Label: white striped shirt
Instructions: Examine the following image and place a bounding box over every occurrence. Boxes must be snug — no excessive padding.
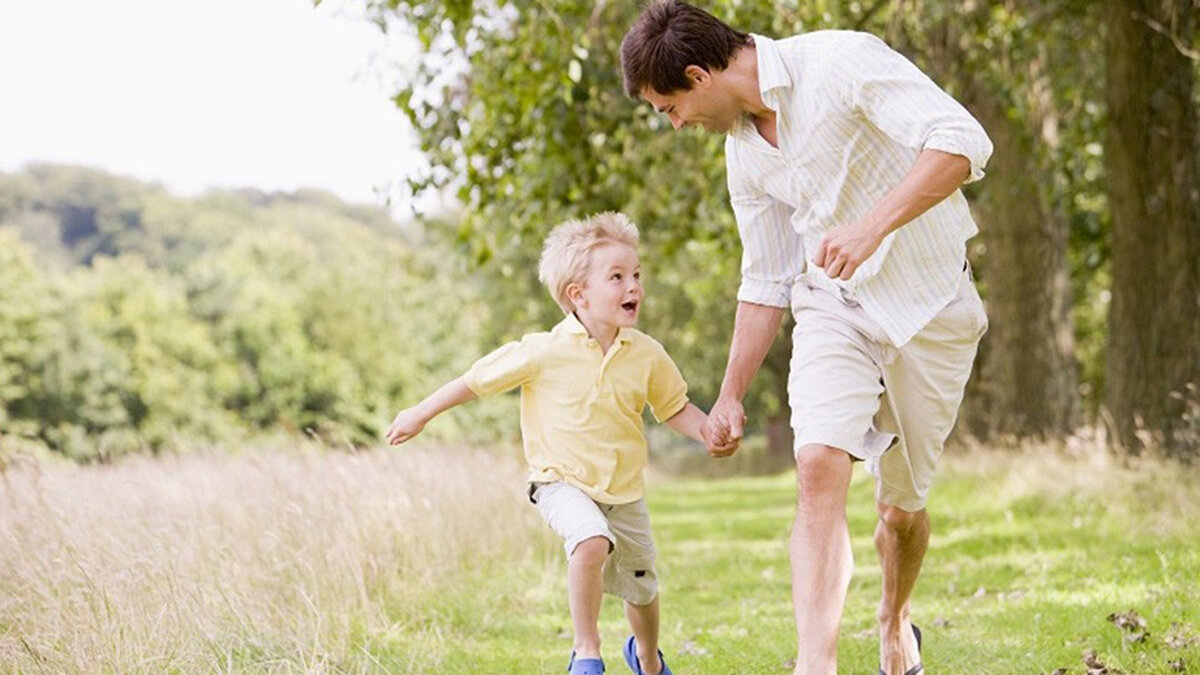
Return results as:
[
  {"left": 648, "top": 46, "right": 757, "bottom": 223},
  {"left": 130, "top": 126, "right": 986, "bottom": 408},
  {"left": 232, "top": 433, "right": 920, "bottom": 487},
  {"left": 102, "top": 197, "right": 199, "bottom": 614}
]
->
[{"left": 727, "top": 31, "right": 993, "bottom": 346}]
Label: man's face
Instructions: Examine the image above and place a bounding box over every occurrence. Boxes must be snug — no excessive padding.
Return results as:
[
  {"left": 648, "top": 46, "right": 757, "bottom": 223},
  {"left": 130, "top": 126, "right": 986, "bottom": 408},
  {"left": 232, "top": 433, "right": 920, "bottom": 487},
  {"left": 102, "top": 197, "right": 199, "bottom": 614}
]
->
[{"left": 641, "top": 68, "right": 740, "bottom": 134}]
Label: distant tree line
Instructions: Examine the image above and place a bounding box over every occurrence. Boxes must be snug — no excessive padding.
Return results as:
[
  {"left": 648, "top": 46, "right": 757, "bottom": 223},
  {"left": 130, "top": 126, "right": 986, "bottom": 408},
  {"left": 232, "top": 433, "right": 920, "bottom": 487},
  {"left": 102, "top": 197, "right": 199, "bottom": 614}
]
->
[
  {"left": 371, "top": 0, "right": 1199, "bottom": 458},
  {"left": 0, "top": 165, "right": 517, "bottom": 460}
]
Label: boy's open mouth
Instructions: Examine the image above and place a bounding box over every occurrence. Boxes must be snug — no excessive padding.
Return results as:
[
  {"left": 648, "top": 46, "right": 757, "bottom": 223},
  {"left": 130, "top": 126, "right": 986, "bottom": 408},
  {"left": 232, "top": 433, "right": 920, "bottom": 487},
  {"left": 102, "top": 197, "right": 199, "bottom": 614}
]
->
[{"left": 622, "top": 300, "right": 639, "bottom": 312}]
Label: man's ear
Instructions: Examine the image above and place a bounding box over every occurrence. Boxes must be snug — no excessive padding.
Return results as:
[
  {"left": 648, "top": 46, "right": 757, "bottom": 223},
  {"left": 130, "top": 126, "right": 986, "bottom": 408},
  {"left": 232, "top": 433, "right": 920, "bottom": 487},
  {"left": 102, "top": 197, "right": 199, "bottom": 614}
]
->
[{"left": 684, "top": 64, "right": 711, "bottom": 86}]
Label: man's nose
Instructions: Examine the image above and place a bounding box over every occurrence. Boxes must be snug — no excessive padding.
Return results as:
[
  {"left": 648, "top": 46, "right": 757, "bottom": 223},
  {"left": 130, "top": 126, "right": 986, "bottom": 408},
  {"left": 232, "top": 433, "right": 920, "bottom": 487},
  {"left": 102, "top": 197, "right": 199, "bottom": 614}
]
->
[{"left": 669, "top": 114, "right": 685, "bottom": 130}]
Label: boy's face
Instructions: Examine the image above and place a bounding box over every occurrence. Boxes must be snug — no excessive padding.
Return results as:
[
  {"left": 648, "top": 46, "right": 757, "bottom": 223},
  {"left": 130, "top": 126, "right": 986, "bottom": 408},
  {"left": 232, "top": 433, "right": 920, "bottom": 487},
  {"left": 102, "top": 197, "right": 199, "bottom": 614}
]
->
[{"left": 572, "top": 242, "right": 643, "bottom": 331}]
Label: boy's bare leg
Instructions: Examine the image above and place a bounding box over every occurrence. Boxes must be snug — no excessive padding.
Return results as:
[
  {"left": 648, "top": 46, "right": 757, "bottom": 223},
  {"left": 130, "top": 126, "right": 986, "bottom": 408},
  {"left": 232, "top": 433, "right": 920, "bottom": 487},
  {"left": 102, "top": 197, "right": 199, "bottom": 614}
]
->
[
  {"left": 875, "top": 503, "right": 928, "bottom": 675},
  {"left": 792, "top": 444, "right": 855, "bottom": 675},
  {"left": 568, "top": 536, "right": 610, "bottom": 658},
  {"left": 624, "top": 595, "right": 663, "bottom": 675}
]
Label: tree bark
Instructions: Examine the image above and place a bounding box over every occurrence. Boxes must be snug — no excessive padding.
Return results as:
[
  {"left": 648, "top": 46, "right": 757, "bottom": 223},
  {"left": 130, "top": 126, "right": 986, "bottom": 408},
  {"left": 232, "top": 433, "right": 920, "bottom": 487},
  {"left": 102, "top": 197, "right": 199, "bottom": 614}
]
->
[
  {"left": 1105, "top": 0, "right": 1200, "bottom": 457},
  {"left": 910, "top": 19, "right": 1080, "bottom": 441},
  {"left": 969, "top": 90, "right": 1079, "bottom": 439}
]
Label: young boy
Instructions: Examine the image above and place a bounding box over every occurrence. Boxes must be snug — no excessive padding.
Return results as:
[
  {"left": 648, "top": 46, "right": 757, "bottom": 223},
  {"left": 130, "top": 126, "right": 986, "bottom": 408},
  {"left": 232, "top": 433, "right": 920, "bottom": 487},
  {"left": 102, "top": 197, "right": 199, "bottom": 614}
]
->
[{"left": 386, "top": 212, "right": 713, "bottom": 675}]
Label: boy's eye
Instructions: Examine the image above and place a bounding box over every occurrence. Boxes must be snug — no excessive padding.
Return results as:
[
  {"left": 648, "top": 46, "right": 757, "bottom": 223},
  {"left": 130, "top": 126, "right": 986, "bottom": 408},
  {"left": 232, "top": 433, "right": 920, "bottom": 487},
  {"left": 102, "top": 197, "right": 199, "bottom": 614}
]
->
[{"left": 611, "top": 273, "right": 622, "bottom": 281}]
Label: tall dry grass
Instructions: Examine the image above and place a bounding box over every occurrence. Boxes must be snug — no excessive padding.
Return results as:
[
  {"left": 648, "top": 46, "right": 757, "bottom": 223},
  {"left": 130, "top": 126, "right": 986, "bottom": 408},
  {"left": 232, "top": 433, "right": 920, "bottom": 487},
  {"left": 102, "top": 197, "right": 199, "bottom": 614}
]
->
[{"left": 0, "top": 443, "right": 546, "bottom": 673}]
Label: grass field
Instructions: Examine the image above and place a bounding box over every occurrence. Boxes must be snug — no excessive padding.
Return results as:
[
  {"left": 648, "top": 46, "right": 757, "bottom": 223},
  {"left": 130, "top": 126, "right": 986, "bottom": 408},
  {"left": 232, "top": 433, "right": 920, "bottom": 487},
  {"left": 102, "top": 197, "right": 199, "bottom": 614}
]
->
[{"left": 2, "top": 440, "right": 1198, "bottom": 674}]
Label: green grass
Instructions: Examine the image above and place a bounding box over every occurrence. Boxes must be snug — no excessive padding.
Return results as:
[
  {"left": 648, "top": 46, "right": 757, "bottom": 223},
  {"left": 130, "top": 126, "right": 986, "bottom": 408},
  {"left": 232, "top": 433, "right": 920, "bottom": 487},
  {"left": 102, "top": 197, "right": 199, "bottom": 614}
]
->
[
  {"left": 392, "top": 452, "right": 1200, "bottom": 674},
  {"left": 3, "top": 445, "right": 1197, "bottom": 673}
]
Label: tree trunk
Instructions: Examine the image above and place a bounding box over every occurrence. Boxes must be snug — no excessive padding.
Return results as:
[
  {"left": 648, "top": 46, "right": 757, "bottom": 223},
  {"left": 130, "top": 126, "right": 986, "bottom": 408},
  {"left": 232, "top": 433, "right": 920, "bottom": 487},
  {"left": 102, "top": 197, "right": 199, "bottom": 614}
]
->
[
  {"left": 911, "top": 19, "right": 1080, "bottom": 441},
  {"left": 968, "top": 91, "right": 1079, "bottom": 439},
  {"left": 1105, "top": 0, "right": 1200, "bottom": 457}
]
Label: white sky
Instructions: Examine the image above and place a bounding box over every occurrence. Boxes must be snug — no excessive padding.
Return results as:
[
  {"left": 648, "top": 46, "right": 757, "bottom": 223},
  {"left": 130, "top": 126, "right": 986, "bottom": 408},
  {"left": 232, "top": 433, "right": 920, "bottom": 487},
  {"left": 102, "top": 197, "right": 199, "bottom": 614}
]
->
[{"left": 0, "top": 0, "right": 425, "bottom": 212}]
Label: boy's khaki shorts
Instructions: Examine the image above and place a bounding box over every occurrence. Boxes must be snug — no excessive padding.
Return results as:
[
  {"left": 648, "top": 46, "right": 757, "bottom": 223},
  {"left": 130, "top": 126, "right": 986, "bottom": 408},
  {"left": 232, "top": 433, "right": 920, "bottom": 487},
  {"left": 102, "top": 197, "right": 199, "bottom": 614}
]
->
[
  {"left": 788, "top": 265, "right": 987, "bottom": 512},
  {"left": 530, "top": 481, "right": 658, "bottom": 605}
]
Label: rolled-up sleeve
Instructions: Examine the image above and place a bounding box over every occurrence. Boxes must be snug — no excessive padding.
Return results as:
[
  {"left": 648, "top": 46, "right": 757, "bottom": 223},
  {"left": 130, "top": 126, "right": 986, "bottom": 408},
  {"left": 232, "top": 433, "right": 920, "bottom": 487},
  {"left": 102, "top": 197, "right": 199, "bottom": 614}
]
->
[
  {"left": 727, "top": 142, "right": 806, "bottom": 308},
  {"left": 833, "top": 32, "right": 993, "bottom": 183}
]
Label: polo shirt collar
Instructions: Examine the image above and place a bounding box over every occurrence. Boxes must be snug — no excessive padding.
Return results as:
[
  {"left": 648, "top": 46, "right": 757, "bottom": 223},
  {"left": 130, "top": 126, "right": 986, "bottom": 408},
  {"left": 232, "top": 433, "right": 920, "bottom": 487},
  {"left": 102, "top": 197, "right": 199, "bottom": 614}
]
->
[{"left": 561, "top": 313, "right": 631, "bottom": 343}]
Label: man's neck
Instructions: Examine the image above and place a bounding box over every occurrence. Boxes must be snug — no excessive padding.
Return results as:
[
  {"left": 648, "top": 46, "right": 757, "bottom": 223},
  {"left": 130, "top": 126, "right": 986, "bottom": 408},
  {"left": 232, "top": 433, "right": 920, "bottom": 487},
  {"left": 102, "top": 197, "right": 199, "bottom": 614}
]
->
[{"left": 726, "top": 44, "right": 771, "bottom": 119}]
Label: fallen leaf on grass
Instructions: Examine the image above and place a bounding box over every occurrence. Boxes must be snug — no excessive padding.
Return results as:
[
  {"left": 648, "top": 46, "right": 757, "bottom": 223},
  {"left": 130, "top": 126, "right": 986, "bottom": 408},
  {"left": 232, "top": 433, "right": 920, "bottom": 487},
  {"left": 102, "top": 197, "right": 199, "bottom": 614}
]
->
[
  {"left": 1084, "top": 648, "right": 1126, "bottom": 675},
  {"left": 1107, "top": 610, "right": 1150, "bottom": 644},
  {"left": 1167, "top": 657, "right": 1185, "bottom": 672},
  {"left": 1166, "top": 622, "right": 1200, "bottom": 650}
]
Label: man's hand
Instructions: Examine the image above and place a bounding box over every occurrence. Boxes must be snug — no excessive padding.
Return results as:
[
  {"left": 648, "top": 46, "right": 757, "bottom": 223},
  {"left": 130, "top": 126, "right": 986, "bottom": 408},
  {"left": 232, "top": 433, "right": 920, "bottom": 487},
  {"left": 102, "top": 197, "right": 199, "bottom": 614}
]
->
[
  {"left": 702, "top": 396, "right": 746, "bottom": 457},
  {"left": 385, "top": 407, "right": 428, "bottom": 445},
  {"left": 813, "top": 219, "right": 886, "bottom": 281}
]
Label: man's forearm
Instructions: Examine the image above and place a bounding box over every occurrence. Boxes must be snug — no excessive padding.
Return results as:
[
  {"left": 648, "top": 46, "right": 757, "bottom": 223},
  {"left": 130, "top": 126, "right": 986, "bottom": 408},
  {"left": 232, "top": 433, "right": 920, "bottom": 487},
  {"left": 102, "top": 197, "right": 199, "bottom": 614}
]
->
[
  {"left": 718, "top": 301, "right": 786, "bottom": 401},
  {"left": 862, "top": 149, "right": 971, "bottom": 240}
]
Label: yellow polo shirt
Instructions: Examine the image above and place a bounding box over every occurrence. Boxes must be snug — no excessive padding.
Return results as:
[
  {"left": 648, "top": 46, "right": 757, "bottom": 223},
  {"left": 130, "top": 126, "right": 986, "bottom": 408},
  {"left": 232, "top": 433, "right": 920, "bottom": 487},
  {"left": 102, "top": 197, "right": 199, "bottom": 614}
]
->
[{"left": 463, "top": 315, "right": 689, "bottom": 504}]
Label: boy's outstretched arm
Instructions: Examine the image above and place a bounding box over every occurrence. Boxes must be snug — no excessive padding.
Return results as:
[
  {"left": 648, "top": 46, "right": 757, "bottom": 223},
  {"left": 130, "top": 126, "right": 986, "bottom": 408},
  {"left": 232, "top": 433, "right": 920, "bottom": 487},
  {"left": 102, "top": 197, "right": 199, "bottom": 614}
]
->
[
  {"left": 386, "top": 376, "right": 477, "bottom": 445},
  {"left": 665, "top": 402, "right": 708, "bottom": 445}
]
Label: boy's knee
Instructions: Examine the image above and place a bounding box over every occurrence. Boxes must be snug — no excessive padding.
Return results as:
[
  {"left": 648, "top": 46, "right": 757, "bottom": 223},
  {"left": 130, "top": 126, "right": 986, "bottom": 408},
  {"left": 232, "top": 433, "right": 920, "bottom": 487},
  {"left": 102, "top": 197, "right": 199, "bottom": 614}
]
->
[{"left": 570, "top": 536, "right": 612, "bottom": 566}]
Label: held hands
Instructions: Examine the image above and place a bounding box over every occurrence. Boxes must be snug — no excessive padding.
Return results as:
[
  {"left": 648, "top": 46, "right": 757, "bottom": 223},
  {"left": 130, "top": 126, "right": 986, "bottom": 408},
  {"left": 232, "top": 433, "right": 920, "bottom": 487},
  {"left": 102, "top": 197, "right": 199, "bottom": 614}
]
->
[
  {"left": 701, "top": 397, "right": 747, "bottom": 458},
  {"left": 385, "top": 407, "right": 428, "bottom": 446},
  {"left": 813, "top": 219, "right": 886, "bottom": 281}
]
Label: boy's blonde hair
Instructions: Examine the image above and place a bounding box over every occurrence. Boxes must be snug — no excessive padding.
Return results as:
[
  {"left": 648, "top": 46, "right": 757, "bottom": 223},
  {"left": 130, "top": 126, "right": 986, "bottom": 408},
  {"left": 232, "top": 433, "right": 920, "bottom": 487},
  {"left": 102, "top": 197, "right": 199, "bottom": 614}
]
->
[{"left": 538, "top": 212, "right": 640, "bottom": 314}]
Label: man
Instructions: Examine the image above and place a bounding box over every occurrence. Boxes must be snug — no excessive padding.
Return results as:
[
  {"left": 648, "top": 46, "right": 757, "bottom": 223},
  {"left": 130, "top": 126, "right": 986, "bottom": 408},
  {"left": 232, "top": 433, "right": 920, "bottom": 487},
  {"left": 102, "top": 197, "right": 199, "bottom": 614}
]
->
[{"left": 621, "top": 3, "right": 992, "bottom": 674}]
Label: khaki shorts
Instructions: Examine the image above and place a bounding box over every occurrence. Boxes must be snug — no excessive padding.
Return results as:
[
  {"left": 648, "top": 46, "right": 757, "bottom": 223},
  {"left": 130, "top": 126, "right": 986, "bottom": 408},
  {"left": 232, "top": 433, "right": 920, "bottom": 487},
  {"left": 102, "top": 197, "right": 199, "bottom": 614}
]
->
[
  {"left": 788, "top": 266, "right": 986, "bottom": 512},
  {"left": 530, "top": 481, "right": 658, "bottom": 605}
]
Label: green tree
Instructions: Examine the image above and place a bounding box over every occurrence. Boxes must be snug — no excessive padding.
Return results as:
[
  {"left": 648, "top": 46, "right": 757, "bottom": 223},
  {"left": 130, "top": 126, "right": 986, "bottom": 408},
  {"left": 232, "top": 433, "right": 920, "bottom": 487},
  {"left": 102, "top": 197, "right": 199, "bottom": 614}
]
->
[{"left": 361, "top": 0, "right": 908, "bottom": 456}]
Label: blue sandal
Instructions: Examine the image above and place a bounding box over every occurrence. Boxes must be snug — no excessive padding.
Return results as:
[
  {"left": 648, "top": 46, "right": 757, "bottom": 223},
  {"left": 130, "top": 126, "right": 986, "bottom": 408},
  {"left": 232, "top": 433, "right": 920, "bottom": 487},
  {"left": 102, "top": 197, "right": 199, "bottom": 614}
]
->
[
  {"left": 623, "top": 635, "right": 673, "bottom": 675},
  {"left": 878, "top": 624, "right": 923, "bottom": 675},
  {"left": 567, "top": 652, "right": 605, "bottom": 675}
]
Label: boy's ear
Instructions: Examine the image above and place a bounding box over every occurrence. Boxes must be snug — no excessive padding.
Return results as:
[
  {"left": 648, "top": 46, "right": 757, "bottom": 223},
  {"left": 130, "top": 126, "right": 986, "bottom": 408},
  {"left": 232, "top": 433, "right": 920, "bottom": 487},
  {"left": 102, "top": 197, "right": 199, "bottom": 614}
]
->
[{"left": 565, "top": 281, "right": 586, "bottom": 308}]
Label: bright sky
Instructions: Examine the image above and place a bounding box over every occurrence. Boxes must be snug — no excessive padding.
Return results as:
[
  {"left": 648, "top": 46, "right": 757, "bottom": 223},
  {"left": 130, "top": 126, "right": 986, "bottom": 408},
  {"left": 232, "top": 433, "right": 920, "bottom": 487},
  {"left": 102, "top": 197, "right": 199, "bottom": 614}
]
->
[{"left": 0, "top": 0, "right": 423, "bottom": 211}]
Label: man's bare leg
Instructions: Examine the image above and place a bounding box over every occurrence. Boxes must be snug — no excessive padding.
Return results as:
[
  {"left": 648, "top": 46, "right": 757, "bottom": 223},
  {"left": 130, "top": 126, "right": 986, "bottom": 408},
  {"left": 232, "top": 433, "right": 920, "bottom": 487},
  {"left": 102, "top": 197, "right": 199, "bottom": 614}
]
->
[
  {"left": 791, "top": 444, "right": 855, "bottom": 675},
  {"left": 875, "top": 503, "right": 928, "bottom": 674}
]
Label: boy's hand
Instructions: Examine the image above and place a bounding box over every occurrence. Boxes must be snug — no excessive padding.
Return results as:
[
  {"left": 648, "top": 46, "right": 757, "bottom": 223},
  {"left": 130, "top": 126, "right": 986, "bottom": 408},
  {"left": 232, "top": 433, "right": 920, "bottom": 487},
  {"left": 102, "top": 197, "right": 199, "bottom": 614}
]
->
[
  {"left": 385, "top": 407, "right": 428, "bottom": 445},
  {"left": 703, "top": 396, "right": 745, "bottom": 457}
]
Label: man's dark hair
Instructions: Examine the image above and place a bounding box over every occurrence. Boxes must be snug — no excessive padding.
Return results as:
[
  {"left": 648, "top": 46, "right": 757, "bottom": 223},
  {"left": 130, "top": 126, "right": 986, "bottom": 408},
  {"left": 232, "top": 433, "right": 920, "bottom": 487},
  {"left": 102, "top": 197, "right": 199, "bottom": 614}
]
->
[{"left": 620, "top": 0, "right": 751, "bottom": 98}]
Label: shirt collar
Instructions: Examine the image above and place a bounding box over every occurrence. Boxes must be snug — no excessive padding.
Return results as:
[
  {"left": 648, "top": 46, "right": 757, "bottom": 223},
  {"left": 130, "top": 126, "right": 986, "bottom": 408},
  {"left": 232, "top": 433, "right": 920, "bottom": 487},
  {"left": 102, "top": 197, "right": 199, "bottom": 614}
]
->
[
  {"left": 561, "top": 313, "right": 631, "bottom": 343},
  {"left": 751, "top": 34, "right": 792, "bottom": 108}
]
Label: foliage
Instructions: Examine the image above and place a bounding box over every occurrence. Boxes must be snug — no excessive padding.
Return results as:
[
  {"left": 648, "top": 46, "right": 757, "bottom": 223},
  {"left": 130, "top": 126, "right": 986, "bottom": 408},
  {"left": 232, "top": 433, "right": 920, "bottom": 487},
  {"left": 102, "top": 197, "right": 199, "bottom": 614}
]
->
[
  {"left": 0, "top": 165, "right": 514, "bottom": 459},
  {"left": 362, "top": 0, "right": 1124, "bottom": 431}
]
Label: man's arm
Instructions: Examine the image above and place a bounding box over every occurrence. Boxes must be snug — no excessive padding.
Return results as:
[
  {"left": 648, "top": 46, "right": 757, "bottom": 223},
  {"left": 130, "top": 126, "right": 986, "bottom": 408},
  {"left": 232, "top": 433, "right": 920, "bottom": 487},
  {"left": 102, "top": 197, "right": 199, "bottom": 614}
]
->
[
  {"left": 385, "top": 377, "right": 477, "bottom": 445},
  {"left": 704, "top": 301, "right": 787, "bottom": 454},
  {"left": 814, "top": 148, "right": 971, "bottom": 280}
]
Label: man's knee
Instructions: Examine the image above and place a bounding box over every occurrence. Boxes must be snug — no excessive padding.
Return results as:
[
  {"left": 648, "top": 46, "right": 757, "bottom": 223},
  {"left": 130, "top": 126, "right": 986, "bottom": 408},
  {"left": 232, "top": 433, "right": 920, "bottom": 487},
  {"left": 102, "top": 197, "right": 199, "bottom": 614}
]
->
[
  {"left": 876, "top": 502, "right": 926, "bottom": 534},
  {"left": 795, "top": 444, "right": 853, "bottom": 497}
]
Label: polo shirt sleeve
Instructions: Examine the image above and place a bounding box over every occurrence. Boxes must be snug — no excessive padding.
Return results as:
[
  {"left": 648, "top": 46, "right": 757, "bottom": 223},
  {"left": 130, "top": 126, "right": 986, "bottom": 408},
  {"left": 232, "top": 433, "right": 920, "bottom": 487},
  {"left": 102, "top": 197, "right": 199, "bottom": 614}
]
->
[
  {"left": 462, "top": 338, "right": 537, "bottom": 397},
  {"left": 645, "top": 342, "right": 689, "bottom": 423},
  {"left": 726, "top": 138, "right": 807, "bottom": 309},
  {"left": 830, "top": 32, "right": 994, "bottom": 183}
]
